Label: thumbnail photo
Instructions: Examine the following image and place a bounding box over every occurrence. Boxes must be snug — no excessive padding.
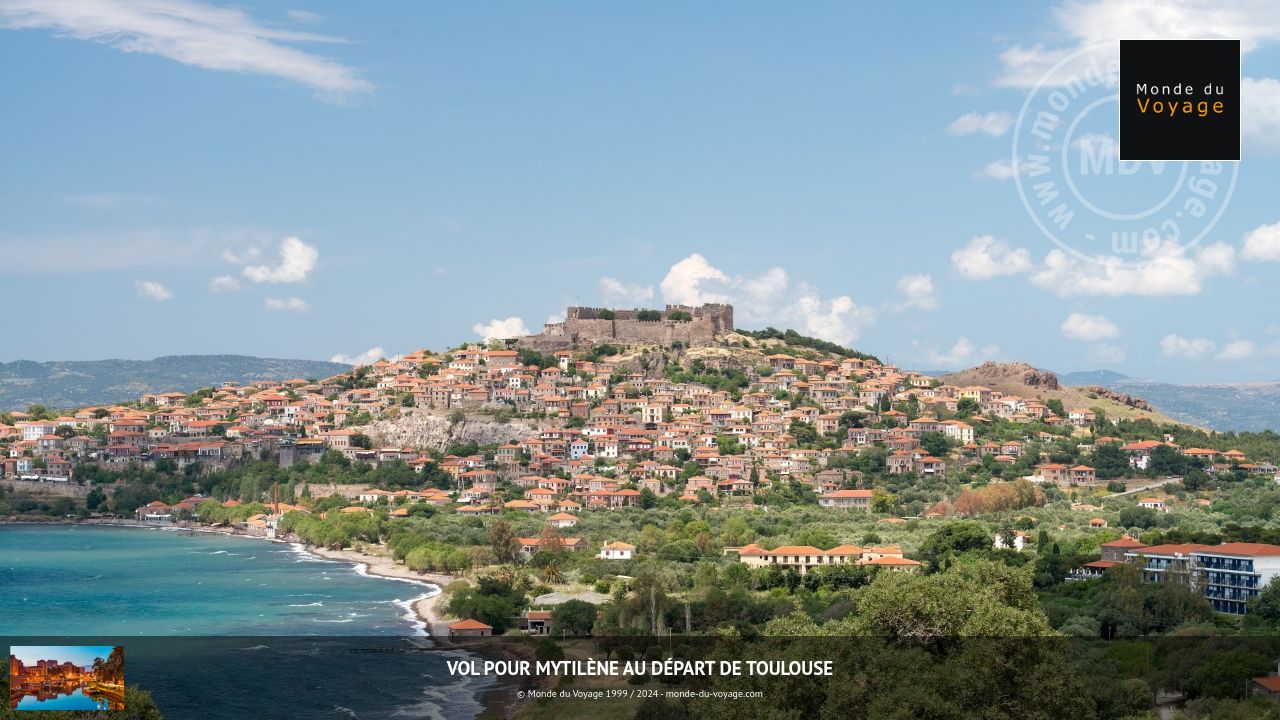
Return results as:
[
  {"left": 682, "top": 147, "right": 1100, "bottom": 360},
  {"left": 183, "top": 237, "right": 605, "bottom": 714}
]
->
[{"left": 8, "top": 646, "right": 125, "bottom": 711}]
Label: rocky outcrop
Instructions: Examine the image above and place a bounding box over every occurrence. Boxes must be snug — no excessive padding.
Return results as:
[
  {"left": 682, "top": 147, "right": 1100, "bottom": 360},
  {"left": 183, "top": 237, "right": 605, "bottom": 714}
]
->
[
  {"left": 944, "top": 362, "right": 1060, "bottom": 391},
  {"left": 1079, "top": 385, "right": 1156, "bottom": 412},
  {"left": 364, "top": 410, "right": 540, "bottom": 451}
]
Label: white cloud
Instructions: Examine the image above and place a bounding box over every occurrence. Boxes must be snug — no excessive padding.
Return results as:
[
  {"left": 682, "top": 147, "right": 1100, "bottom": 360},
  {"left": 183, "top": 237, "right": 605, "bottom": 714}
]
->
[
  {"left": 946, "top": 111, "right": 1013, "bottom": 137},
  {"left": 916, "top": 336, "right": 999, "bottom": 368},
  {"left": 991, "top": 0, "right": 1280, "bottom": 149},
  {"left": 978, "top": 158, "right": 1024, "bottom": 180},
  {"left": 1243, "top": 77, "right": 1280, "bottom": 151},
  {"left": 1031, "top": 242, "right": 1235, "bottom": 297},
  {"left": 472, "top": 316, "right": 530, "bottom": 341},
  {"left": 954, "top": 236, "right": 1234, "bottom": 297},
  {"left": 951, "top": 235, "right": 1034, "bottom": 280},
  {"left": 330, "top": 347, "right": 384, "bottom": 366},
  {"left": 658, "top": 253, "right": 789, "bottom": 324},
  {"left": 783, "top": 290, "right": 875, "bottom": 346},
  {"left": 1160, "top": 334, "right": 1217, "bottom": 359},
  {"left": 894, "top": 274, "right": 938, "bottom": 311},
  {"left": 646, "top": 254, "right": 872, "bottom": 345},
  {"left": 1197, "top": 241, "right": 1238, "bottom": 275},
  {"left": 598, "top": 276, "right": 655, "bottom": 306},
  {"left": 1061, "top": 312, "right": 1120, "bottom": 341},
  {"left": 221, "top": 246, "right": 261, "bottom": 264},
  {"left": 241, "top": 236, "right": 317, "bottom": 284},
  {"left": 1216, "top": 340, "right": 1257, "bottom": 360},
  {"left": 659, "top": 253, "right": 732, "bottom": 306},
  {"left": 1242, "top": 221, "right": 1280, "bottom": 261},
  {"left": 208, "top": 275, "right": 241, "bottom": 292},
  {"left": 0, "top": 0, "right": 372, "bottom": 99},
  {"left": 134, "top": 280, "right": 172, "bottom": 301},
  {"left": 263, "top": 296, "right": 309, "bottom": 313}
]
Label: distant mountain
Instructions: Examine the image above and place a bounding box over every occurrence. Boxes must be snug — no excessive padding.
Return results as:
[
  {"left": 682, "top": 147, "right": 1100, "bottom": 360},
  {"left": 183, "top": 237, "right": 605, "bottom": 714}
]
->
[
  {"left": 1065, "top": 370, "right": 1280, "bottom": 433},
  {"left": 1059, "top": 369, "right": 1131, "bottom": 386},
  {"left": 0, "top": 355, "right": 351, "bottom": 411}
]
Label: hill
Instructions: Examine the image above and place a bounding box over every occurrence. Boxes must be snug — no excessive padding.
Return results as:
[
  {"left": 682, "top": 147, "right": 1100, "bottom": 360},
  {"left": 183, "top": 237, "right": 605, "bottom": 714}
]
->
[
  {"left": 0, "top": 355, "right": 351, "bottom": 410},
  {"left": 1058, "top": 370, "right": 1130, "bottom": 386},
  {"left": 1063, "top": 370, "right": 1280, "bottom": 432},
  {"left": 940, "top": 362, "right": 1185, "bottom": 426}
]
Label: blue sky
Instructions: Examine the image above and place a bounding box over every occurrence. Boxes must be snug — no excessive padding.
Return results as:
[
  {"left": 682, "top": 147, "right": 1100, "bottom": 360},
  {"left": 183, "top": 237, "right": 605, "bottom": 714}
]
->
[
  {"left": 11, "top": 645, "right": 115, "bottom": 668},
  {"left": 2, "top": 1, "right": 1279, "bottom": 383}
]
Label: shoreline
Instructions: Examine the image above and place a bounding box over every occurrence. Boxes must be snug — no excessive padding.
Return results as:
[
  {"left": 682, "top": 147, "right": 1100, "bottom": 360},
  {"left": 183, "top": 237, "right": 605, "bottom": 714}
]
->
[
  {"left": 3, "top": 518, "right": 533, "bottom": 718},
  {"left": 3, "top": 517, "right": 458, "bottom": 637},
  {"left": 299, "top": 544, "right": 456, "bottom": 638}
]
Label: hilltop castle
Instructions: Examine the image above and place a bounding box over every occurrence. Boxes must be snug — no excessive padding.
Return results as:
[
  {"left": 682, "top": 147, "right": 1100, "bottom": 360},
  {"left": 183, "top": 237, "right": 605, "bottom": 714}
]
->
[{"left": 516, "top": 304, "right": 734, "bottom": 350}]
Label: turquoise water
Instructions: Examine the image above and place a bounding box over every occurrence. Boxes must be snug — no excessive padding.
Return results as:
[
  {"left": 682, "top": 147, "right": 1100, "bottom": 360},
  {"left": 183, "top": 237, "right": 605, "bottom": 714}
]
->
[
  {"left": 1, "top": 525, "right": 494, "bottom": 719},
  {"left": 0, "top": 524, "right": 431, "bottom": 635}
]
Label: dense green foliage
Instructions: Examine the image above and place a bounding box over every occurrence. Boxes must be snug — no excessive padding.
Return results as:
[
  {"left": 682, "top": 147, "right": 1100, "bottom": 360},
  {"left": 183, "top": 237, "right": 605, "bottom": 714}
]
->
[{"left": 738, "top": 327, "right": 880, "bottom": 362}]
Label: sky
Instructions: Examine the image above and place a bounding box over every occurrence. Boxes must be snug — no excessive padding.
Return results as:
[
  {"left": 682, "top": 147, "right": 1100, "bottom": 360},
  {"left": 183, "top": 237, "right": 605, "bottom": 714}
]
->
[
  {"left": 11, "top": 645, "right": 115, "bottom": 668},
  {"left": 2, "top": 0, "right": 1280, "bottom": 383}
]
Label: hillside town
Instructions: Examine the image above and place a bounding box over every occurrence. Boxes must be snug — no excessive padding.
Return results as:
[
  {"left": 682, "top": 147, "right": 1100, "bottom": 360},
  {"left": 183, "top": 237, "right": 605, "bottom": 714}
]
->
[{"left": 5, "top": 306, "right": 1280, "bottom": 621}]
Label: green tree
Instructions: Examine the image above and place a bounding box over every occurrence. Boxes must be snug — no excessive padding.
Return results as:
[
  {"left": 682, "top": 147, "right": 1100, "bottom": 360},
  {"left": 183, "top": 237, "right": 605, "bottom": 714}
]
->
[
  {"left": 489, "top": 519, "right": 519, "bottom": 564},
  {"left": 920, "top": 431, "right": 950, "bottom": 458},
  {"left": 1248, "top": 577, "right": 1280, "bottom": 627},
  {"left": 956, "top": 397, "right": 981, "bottom": 418},
  {"left": 920, "top": 522, "right": 992, "bottom": 568},
  {"left": 551, "top": 599, "right": 597, "bottom": 636},
  {"left": 1118, "top": 506, "right": 1159, "bottom": 530}
]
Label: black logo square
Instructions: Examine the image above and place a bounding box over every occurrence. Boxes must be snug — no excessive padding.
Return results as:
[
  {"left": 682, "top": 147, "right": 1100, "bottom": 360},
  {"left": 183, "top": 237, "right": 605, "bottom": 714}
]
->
[{"left": 1120, "top": 39, "right": 1240, "bottom": 161}]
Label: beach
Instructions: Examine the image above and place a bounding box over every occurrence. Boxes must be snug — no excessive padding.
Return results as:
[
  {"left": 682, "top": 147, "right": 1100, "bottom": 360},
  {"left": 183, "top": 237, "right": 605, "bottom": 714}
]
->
[
  {"left": 301, "top": 544, "right": 457, "bottom": 637},
  {"left": 295, "top": 542, "right": 540, "bottom": 717}
]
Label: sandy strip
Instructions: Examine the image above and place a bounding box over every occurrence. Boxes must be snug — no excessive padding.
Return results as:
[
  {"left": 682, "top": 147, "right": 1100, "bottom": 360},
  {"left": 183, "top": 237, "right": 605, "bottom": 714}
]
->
[{"left": 301, "top": 545, "right": 457, "bottom": 638}]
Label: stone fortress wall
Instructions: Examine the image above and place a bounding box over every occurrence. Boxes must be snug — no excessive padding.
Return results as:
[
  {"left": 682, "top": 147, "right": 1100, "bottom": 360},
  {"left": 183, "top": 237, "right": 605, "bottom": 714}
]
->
[{"left": 516, "top": 304, "right": 734, "bottom": 349}]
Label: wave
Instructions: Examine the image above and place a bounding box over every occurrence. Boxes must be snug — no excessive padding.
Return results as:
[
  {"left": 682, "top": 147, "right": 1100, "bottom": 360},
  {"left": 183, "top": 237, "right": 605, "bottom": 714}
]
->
[
  {"left": 392, "top": 668, "right": 492, "bottom": 720},
  {"left": 313, "top": 618, "right": 354, "bottom": 624},
  {"left": 238, "top": 645, "right": 270, "bottom": 651},
  {"left": 393, "top": 594, "right": 432, "bottom": 637},
  {"left": 289, "top": 602, "right": 324, "bottom": 607}
]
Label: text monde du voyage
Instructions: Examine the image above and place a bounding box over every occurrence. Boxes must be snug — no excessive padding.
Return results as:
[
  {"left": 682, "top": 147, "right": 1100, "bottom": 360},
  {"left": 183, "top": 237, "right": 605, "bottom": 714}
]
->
[
  {"left": 446, "top": 658, "right": 835, "bottom": 678},
  {"left": 1134, "top": 82, "right": 1228, "bottom": 118}
]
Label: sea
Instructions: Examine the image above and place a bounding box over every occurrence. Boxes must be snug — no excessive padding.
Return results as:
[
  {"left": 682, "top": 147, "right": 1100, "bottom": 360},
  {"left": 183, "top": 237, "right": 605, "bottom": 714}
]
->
[{"left": 0, "top": 524, "right": 494, "bottom": 719}]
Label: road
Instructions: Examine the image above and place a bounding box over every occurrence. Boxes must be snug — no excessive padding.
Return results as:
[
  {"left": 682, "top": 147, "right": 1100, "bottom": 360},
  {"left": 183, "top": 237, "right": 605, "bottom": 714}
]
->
[{"left": 1103, "top": 476, "right": 1183, "bottom": 499}]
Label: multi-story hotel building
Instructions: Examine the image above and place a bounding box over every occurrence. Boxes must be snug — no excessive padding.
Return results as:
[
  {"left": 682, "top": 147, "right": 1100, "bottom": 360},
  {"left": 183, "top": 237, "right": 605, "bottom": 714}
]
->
[
  {"left": 1124, "top": 542, "right": 1280, "bottom": 615},
  {"left": 1192, "top": 543, "right": 1280, "bottom": 615}
]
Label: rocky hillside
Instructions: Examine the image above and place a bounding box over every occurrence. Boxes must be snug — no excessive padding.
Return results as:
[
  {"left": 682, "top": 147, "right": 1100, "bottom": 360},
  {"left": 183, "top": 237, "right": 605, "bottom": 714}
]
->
[
  {"left": 941, "top": 362, "right": 1181, "bottom": 426},
  {"left": 0, "top": 355, "right": 351, "bottom": 410},
  {"left": 364, "top": 409, "right": 541, "bottom": 451}
]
